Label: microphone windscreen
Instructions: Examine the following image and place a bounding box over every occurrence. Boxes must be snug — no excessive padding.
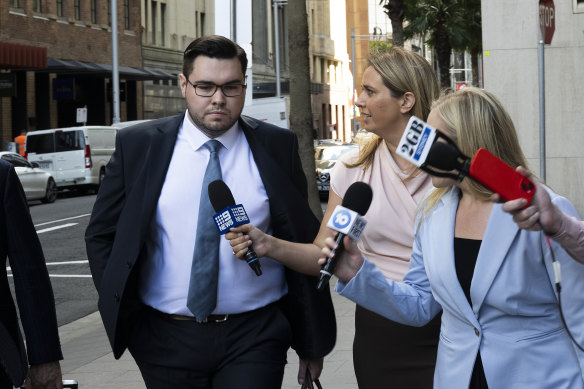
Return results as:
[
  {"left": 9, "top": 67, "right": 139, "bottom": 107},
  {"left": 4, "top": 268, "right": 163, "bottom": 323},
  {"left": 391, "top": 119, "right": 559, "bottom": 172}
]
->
[
  {"left": 342, "top": 182, "right": 373, "bottom": 216},
  {"left": 208, "top": 179, "right": 236, "bottom": 212},
  {"left": 425, "top": 141, "right": 463, "bottom": 171}
]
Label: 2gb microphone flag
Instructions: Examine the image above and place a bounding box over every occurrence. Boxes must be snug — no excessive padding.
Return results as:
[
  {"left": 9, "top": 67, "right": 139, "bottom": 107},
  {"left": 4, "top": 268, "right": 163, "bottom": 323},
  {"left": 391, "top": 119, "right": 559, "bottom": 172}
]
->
[
  {"left": 212, "top": 205, "right": 250, "bottom": 235},
  {"left": 396, "top": 116, "right": 438, "bottom": 167}
]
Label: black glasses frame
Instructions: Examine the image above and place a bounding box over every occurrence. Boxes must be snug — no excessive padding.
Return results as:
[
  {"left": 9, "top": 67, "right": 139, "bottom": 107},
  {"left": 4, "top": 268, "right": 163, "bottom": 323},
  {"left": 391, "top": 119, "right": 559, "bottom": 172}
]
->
[{"left": 185, "top": 79, "right": 247, "bottom": 97}]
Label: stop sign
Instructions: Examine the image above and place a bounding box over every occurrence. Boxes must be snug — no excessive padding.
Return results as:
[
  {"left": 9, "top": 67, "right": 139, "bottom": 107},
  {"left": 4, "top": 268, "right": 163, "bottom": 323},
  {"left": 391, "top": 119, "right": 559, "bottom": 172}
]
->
[{"left": 539, "top": 0, "right": 555, "bottom": 44}]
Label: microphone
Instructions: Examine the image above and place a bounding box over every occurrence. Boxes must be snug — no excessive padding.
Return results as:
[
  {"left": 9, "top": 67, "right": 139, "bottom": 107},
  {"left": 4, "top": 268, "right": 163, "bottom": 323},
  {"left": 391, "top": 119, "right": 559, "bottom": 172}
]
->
[
  {"left": 414, "top": 123, "right": 536, "bottom": 205},
  {"left": 208, "top": 179, "right": 262, "bottom": 276},
  {"left": 317, "top": 182, "right": 373, "bottom": 291}
]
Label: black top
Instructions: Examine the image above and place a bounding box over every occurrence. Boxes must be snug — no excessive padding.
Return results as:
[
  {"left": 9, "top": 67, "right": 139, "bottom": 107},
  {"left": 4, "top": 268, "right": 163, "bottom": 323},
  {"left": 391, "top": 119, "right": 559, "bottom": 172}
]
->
[{"left": 454, "top": 237, "right": 489, "bottom": 389}]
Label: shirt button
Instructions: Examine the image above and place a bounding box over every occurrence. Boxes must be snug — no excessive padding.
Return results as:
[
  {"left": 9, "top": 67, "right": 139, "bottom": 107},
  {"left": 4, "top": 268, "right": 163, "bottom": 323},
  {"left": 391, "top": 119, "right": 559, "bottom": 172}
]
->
[{"left": 474, "top": 327, "right": 480, "bottom": 337}]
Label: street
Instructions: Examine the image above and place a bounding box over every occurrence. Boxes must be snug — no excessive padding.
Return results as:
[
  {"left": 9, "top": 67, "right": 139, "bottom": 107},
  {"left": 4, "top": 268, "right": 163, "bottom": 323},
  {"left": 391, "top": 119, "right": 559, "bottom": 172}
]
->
[{"left": 17, "top": 193, "right": 98, "bottom": 326}]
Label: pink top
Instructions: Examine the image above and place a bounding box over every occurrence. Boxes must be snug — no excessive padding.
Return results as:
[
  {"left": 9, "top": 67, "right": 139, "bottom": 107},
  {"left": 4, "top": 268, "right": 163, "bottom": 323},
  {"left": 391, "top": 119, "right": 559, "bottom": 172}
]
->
[
  {"left": 552, "top": 213, "right": 584, "bottom": 264},
  {"left": 331, "top": 142, "right": 434, "bottom": 281}
]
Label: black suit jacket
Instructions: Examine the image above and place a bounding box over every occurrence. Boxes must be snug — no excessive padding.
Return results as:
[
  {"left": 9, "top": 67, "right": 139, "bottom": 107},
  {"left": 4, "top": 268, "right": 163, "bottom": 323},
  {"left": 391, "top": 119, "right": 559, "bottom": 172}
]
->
[
  {"left": 85, "top": 114, "right": 336, "bottom": 359},
  {"left": 0, "top": 160, "right": 62, "bottom": 386}
]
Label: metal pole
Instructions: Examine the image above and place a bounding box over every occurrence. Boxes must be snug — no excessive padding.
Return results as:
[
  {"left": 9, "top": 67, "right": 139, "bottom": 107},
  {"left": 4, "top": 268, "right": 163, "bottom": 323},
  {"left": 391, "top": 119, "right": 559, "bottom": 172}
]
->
[
  {"left": 111, "top": 0, "right": 120, "bottom": 124},
  {"left": 273, "top": 0, "right": 281, "bottom": 98},
  {"left": 537, "top": 19, "right": 546, "bottom": 181},
  {"left": 351, "top": 28, "right": 356, "bottom": 135},
  {"left": 230, "top": 0, "right": 236, "bottom": 41}
]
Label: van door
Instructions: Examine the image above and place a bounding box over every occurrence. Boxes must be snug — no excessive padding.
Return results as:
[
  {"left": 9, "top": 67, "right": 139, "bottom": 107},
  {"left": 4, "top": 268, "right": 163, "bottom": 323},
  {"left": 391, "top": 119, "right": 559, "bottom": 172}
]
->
[{"left": 54, "top": 129, "right": 86, "bottom": 183}]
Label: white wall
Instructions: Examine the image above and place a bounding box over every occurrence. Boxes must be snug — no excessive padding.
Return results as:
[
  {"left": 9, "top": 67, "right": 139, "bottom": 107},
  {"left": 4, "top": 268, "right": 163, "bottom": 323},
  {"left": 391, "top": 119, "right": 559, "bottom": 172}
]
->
[{"left": 482, "top": 0, "right": 584, "bottom": 215}]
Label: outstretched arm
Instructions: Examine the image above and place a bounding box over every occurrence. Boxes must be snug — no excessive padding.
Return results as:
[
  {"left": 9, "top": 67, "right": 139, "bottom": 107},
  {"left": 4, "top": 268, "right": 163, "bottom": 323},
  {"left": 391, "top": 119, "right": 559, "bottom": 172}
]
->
[
  {"left": 225, "top": 189, "right": 344, "bottom": 275},
  {"left": 494, "top": 166, "right": 584, "bottom": 263}
]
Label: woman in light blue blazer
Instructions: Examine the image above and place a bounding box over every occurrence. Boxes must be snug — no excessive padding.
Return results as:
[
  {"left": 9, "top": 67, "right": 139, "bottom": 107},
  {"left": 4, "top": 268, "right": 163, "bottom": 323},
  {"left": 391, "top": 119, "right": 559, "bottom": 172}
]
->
[{"left": 320, "top": 88, "right": 584, "bottom": 388}]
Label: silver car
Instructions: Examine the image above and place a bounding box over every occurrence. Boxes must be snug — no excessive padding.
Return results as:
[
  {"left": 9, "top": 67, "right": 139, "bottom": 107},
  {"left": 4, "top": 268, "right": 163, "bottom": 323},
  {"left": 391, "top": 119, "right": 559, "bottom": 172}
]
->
[
  {"left": 0, "top": 152, "right": 57, "bottom": 203},
  {"left": 315, "top": 143, "right": 358, "bottom": 197}
]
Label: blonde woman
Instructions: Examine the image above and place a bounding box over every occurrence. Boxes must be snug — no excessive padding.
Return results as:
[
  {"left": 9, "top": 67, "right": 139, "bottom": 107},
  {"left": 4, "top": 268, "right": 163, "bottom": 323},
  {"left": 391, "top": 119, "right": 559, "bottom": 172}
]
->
[
  {"left": 228, "top": 47, "right": 441, "bottom": 387},
  {"left": 320, "top": 87, "right": 584, "bottom": 388}
]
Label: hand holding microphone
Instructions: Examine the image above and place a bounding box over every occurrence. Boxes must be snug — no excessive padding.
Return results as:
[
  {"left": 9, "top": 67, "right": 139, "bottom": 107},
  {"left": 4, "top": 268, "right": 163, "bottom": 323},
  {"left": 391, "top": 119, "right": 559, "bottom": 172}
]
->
[
  {"left": 317, "top": 182, "right": 373, "bottom": 290},
  {"left": 208, "top": 179, "right": 262, "bottom": 276}
]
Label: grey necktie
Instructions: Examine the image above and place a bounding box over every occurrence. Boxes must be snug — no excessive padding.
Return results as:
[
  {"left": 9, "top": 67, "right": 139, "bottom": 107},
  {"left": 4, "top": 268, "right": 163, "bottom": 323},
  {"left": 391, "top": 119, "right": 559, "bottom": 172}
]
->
[{"left": 187, "top": 139, "right": 222, "bottom": 322}]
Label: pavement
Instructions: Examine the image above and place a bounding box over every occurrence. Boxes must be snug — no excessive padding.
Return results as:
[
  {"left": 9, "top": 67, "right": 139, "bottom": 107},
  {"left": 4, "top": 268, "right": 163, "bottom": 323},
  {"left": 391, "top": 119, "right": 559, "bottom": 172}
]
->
[{"left": 58, "top": 284, "right": 359, "bottom": 389}]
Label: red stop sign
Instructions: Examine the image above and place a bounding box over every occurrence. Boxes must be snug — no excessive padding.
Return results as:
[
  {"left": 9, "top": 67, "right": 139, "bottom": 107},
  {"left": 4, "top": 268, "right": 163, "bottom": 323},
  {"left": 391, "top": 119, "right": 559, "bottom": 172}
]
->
[{"left": 539, "top": 0, "right": 555, "bottom": 44}]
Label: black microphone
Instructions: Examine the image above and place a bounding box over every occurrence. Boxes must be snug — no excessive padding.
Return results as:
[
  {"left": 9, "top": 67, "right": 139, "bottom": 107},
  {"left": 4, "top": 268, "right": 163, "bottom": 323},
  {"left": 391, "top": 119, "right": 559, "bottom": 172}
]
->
[
  {"left": 208, "top": 180, "right": 262, "bottom": 276},
  {"left": 317, "top": 182, "right": 373, "bottom": 291}
]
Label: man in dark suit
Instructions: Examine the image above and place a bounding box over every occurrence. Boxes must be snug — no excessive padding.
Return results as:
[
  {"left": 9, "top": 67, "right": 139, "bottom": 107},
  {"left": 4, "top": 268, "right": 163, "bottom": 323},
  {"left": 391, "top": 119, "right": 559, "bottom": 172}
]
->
[
  {"left": 85, "top": 35, "right": 335, "bottom": 388},
  {"left": 0, "top": 160, "right": 63, "bottom": 389}
]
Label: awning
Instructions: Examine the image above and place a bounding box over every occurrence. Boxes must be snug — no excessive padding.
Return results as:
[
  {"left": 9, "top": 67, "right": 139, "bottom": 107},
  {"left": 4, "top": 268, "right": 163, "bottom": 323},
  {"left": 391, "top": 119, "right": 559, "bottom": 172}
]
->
[
  {"left": 0, "top": 42, "right": 47, "bottom": 69},
  {"left": 37, "top": 58, "right": 176, "bottom": 81}
]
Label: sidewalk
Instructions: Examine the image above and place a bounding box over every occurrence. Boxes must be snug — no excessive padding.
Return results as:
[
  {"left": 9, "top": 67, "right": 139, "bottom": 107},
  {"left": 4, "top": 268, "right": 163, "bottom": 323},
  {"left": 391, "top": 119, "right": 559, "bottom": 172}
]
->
[{"left": 58, "top": 286, "right": 358, "bottom": 388}]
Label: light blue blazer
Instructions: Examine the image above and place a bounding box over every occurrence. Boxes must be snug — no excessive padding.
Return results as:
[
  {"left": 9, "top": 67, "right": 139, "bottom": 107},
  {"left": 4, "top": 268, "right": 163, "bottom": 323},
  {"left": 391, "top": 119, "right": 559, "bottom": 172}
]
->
[{"left": 338, "top": 187, "right": 584, "bottom": 388}]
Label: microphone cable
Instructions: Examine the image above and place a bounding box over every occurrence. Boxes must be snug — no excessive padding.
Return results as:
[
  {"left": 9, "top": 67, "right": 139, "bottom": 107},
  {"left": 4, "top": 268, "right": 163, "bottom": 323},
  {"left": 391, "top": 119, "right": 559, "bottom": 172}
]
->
[{"left": 542, "top": 228, "right": 584, "bottom": 352}]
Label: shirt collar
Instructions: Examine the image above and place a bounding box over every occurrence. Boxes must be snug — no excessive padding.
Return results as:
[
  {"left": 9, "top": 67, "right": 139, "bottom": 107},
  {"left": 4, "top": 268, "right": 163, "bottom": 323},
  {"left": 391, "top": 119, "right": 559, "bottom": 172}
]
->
[{"left": 181, "top": 110, "right": 240, "bottom": 152}]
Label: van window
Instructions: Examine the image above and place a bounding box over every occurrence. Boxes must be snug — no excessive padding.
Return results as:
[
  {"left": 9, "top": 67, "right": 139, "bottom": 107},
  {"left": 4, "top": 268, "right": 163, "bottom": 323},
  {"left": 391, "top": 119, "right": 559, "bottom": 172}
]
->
[
  {"left": 56, "top": 130, "right": 85, "bottom": 152},
  {"left": 26, "top": 133, "right": 54, "bottom": 154}
]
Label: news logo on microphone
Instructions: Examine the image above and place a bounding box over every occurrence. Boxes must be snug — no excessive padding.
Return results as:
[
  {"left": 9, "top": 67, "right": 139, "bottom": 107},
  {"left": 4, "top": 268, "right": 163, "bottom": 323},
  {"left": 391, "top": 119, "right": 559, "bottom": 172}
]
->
[
  {"left": 327, "top": 205, "right": 367, "bottom": 240},
  {"left": 212, "top": 205, "right": 250, "bottom": 235},
  {"left": 396, "top": 116, "right": 438, "bottom": 167}
]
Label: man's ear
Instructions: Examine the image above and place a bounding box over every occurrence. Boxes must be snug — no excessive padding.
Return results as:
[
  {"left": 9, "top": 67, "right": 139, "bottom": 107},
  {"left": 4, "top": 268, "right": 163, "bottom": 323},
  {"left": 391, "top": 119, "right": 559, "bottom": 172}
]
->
[{"left": 401, "top": 92, "right": 416, "bottom": 114}]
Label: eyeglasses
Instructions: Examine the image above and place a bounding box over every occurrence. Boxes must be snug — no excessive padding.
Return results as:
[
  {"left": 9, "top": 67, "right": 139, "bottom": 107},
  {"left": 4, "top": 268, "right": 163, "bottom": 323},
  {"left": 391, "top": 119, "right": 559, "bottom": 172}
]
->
[{"left": 186, "top": 79, "right": 247, "bottom": 97}]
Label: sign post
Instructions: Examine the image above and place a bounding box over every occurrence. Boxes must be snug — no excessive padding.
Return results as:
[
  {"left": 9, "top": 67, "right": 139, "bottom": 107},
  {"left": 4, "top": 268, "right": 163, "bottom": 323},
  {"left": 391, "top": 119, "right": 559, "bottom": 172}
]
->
[{"left": 537, "top": 0, "right": 554, "bottom": 180}]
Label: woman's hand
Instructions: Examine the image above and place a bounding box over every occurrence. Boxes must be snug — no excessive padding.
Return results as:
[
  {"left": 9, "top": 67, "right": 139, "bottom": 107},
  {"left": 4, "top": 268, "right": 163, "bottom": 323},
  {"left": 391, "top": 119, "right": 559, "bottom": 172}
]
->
[
  {"left": 318, "top": 234, "right": 364, "bottom": 283},
  {"left": 225, "top": 223, "right": 270, "bottom": 259}
]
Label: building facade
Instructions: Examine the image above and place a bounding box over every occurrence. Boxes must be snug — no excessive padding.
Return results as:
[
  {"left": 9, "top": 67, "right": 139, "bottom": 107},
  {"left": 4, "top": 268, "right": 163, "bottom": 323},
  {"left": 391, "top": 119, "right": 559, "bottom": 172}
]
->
[
  {"left": 482, "top": 0, "right": 584, "bottom": 215},
  {"left": 0, "top": 0, "right": 172, "bottom": 147}
]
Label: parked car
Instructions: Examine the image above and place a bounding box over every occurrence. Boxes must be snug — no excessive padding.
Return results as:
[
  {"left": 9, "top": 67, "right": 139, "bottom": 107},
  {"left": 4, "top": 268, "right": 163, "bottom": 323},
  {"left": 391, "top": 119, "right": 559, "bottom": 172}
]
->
[
  {"left": 315, "top": 142, "right": 358, "bottom": 197},
  {"left": 0, "top": 152, "right": 57, "bottom": 203},
  {"left": 25, "top": 126, "right": 117, "bottom": 191}
]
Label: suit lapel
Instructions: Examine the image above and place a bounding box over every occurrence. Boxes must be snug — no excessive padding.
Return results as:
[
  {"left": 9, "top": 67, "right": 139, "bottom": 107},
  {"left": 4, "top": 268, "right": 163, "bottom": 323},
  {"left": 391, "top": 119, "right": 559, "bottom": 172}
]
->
[
  {"left": 470, "top": 203, "right": 519, "bottom": 312},
  {"left": 430, "top": 189, "right": 478, "bottom": 322},
  {"left": 142, "top": 119, "right": 180, "bottom": 230}
]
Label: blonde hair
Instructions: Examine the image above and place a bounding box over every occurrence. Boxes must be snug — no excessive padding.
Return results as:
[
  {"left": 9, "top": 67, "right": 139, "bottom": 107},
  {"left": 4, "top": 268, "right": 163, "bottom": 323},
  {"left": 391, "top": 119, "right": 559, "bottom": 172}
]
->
[
  {"left": 420, "top": 87, "right": 529, "bottom": 219},
  {"left": 347, "top": 46, "right": 440, "bottom": 171}
]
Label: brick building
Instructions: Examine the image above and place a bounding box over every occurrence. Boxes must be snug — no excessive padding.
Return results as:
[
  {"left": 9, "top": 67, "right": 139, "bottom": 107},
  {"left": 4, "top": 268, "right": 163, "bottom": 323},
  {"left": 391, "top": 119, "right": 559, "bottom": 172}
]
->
[{"left": 0, "top": 0, "right": 172, "bottom": 147}]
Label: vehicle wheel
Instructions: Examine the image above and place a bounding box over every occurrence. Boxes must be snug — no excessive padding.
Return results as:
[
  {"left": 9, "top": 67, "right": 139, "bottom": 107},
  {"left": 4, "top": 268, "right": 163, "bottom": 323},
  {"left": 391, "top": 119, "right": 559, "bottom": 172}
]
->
[{"left": 41, "top": 178, "right": 57, "bottom": 203}]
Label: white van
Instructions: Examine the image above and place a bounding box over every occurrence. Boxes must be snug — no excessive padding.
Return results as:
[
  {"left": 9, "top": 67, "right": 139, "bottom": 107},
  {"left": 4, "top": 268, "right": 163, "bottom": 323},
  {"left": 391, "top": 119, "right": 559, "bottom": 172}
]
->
[{"left": 25, "top": 126, "right": 117, "bottom": 190}]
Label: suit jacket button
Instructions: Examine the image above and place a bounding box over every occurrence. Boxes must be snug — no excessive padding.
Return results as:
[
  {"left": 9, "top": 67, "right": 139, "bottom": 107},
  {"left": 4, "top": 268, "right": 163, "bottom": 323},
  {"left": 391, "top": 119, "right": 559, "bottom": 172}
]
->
[
  {"left": 474, "top": 327, "right": 480, "bottom": 337},
  {"left": 114, "top": 293, "right": 120, "bottom": 302}
]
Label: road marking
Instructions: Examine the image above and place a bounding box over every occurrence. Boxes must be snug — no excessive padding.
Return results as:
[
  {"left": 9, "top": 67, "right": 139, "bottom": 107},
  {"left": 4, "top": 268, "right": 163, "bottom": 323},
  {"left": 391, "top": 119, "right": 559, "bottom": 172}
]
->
[
  {"left": 36, "top": 223, "right": 78, "bottom": 234},
  {"left": 7, "top": 260, "right": 89, "bottom": 271},
  {"left": 8, "top": 274, "right": 93, "bottom": 278},
  {"left": 34, "top": 214, "right": 91, "bottom": 227}
]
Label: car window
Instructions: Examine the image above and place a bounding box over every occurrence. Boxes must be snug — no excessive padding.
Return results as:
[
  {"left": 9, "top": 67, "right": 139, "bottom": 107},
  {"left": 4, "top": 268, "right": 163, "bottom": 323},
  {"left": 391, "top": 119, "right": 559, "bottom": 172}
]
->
[
  {"left": 26, "top": 133, "right": 55, "bottom": 154},
  {"left": 1, "top": 153, "right": 30, "bottom": 168},
  {"left": 316, "top": 145, "right": 356, "bottom": 161},
  {"left": 56, "top": 130, "right": 85, "bottom": 152}
]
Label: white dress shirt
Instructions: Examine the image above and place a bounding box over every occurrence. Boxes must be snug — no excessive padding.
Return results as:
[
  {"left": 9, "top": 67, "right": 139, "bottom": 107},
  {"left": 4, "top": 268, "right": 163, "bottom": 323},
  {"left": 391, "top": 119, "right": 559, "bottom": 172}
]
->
[{"left": 139, "top": 111, "right": 287, "bottom": 315}]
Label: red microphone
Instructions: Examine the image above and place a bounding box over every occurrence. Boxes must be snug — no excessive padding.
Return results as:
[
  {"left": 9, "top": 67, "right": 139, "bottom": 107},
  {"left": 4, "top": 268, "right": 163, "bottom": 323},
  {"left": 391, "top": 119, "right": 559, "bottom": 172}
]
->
[{"left": 426, "top": 142, "right": 536, "bottom": 206}]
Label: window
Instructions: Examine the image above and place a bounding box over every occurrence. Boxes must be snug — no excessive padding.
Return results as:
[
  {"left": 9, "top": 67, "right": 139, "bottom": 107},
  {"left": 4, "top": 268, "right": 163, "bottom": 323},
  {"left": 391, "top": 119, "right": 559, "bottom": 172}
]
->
[
  {"left": 26, "top": 134, "right": 54, "bottom": 154},
  {"left": 74, "top": 0, "right": 80, "bottom": 20},
  {"left": 151, "top": 1, "right": 156, "bottom": 44},
  {"left": 56, "top": 0, "right": 63, "bottom": 17},
  {"left": 160, "top": 3, "right": 166, "bottom": 46},
  {"left": 124, "top": 0, "right": 130, "bottom": 29},
  {"left": 1, "top": 154, "right": 29, "bottom": 168},
  {"left": 575, "top": 0, "right": 584, "bottom": 12},
  {"left": 91, "top": 0, "right": 97, "bottom": 23},
  {"left": 10, "top": 0, "right": 19, "bottom": 8},
  {"left": 107, "top": 1, "right": 111, "bottom": 25},
  {"left": 56, "top": 131, "right": 85, "bottom": 152},
  {"left": 33, "top": 0, "right": 42, "bottom": 12},
  {"left": 200, "top": 12, "right": 205, "bottom": 36}
]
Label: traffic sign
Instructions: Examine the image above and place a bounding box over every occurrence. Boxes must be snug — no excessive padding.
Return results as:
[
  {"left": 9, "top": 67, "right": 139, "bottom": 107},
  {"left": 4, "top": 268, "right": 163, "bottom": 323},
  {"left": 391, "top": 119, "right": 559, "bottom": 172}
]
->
[{"left": 539, "top": 0, "right": 555, "bottom": 44}]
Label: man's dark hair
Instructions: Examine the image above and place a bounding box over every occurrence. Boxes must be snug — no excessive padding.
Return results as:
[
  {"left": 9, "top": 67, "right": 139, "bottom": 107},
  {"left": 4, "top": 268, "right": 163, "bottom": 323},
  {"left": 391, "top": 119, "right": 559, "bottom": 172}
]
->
[{"left": 182, "top": 35, "right": 248, "bottom": 78}]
